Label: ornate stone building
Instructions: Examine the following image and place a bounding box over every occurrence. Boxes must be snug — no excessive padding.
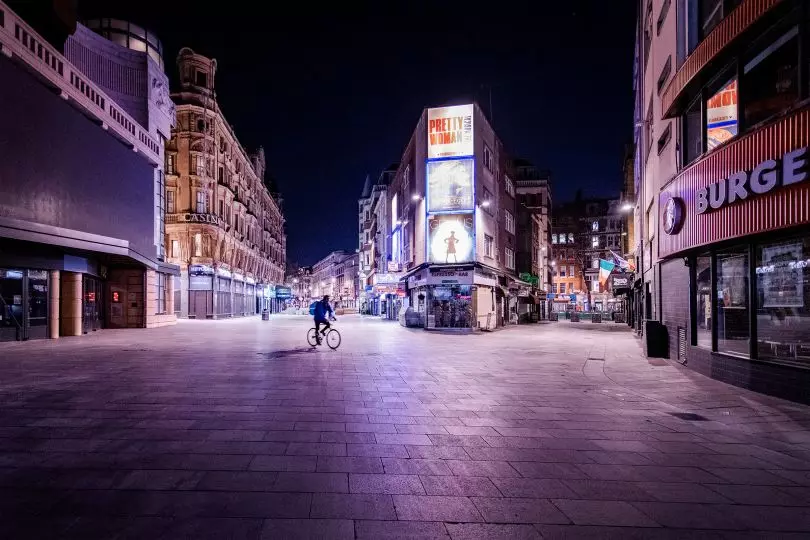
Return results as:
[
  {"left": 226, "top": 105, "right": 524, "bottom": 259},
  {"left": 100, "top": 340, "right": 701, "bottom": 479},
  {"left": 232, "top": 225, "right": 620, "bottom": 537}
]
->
[{"left": 165, "top": 48, "right": 285, "bottom": 318}]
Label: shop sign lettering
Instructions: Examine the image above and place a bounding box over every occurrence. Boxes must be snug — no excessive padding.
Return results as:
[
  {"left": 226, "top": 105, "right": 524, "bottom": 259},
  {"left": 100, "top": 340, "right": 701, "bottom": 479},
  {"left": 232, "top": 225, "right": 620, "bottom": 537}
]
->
[{"left": 696, "top": 147, "right": 808, "bottom": 214}]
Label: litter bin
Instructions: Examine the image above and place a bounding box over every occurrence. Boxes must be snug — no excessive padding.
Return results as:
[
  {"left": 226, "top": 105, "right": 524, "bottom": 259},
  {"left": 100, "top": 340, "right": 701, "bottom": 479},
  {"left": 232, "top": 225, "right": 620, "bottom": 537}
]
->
[{"left": 262, "top": 310, "right": 269, "bottom": 321}]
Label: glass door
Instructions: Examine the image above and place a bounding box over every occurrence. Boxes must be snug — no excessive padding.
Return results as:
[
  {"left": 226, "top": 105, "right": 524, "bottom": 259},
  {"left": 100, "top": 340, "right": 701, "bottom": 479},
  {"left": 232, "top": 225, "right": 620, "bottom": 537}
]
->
[{"left": 0, "top": 269, "right": 25, "bottom": 341}]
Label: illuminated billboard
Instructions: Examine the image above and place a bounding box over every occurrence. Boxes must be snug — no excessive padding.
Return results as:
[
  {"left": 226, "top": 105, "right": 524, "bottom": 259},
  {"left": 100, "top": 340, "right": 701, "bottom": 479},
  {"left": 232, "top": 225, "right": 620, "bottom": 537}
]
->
[
  {"left": 427, "top": 104, "right": 474, "bottom": 159},
  {"left": 427, "top": 158, "right": 474, "bottom": 213},
  {"left": 706, "top": 79, "right": 738, "bottom": 150},
  {"left": 428, "top": 213, "right": 474, "bottom": 264}
]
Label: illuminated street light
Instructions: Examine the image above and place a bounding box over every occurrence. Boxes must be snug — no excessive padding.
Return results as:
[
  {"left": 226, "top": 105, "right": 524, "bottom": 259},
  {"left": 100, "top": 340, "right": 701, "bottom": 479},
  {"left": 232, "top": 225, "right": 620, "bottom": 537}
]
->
[
  {"left": 411, "top": 193, "right": 421, "bottom": 201},
  {"left": 621, "top": 203, "right": 633, "bottom": 212},
  {"left": 481, "top": 200, "right": 491, "bottom": 208}
]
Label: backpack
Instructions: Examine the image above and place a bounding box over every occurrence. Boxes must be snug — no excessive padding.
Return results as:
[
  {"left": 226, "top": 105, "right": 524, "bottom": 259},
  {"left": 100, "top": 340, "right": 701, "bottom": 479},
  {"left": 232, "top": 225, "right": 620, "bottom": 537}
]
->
[{"left": 309, "top": 302, "right": 317, "bottom": 316}]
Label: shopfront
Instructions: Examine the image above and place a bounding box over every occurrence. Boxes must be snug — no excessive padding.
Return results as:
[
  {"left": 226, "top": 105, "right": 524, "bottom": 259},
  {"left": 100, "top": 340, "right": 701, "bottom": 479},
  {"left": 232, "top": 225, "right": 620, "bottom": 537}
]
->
[
  {"left": 659, "top": 134, "right": 810, "bottom": 403},
  {"left": 245, "top": 277, "right": 257, "bottom": 315},
  {"left": 233, "top": 273, "right": 245, "bottom": 317},
  {"left": 188, "top": 264, "right": 214, "bottom": 319},
  {"left": 0, "top": 268, "right": 49, "bottom": 342},
  {"left": 215, "top": 267, "right": 232, "bottom": 318},
  {"left": 406, "top": 266, "right": 495, "bottom": 330}
]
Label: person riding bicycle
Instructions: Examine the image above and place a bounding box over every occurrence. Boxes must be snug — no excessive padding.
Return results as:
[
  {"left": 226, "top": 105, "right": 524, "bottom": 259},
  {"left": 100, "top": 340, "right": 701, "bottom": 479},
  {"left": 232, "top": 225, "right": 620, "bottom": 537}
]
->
[{"left": 313, "top": 295, "right": 336, "bottom": 344}]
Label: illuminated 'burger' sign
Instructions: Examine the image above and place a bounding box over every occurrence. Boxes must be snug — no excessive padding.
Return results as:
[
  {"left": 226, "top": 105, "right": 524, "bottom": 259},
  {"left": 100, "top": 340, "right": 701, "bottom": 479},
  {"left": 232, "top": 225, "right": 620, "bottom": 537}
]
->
[{"left": 696, "top": 147, "right": 807, "bottom": 214}]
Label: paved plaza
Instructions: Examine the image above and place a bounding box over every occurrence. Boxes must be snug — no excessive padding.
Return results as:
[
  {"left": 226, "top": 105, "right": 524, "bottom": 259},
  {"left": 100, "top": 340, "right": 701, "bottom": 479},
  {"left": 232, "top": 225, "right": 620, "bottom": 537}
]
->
[{"left": 1, "top": 316, "right": 810, "bottom": 538}]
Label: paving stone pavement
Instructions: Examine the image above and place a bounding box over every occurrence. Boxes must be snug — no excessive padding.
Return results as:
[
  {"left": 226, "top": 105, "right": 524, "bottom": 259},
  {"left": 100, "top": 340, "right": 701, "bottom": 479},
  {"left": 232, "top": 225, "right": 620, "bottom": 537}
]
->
[{"left": 1, "top": 315, "right": 810, "bottom": 539}]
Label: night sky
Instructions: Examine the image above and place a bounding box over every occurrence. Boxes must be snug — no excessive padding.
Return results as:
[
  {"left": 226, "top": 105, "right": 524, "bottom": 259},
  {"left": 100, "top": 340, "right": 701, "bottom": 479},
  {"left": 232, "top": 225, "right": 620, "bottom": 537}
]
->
[{"left": 80, "top": 1, "right": 636, "bottom": 266}]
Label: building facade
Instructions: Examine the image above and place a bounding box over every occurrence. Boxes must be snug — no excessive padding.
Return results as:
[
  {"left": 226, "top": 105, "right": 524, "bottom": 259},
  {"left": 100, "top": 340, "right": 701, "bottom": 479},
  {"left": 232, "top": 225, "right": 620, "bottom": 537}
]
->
[
  {"left": 389, "top": 103, "right": 522, "bottom": 331},
  {"left": 514, "top": 161, "right": 553, "bottom": 320},
  {"left": 550, "top": 206, "right": 585, "bottom": 312},
  {"left": 310, "top": 251, "right": 359, "bottom": 309},
  {"left": 0, "top": 2, "right": 179, "bottom": 342},
  {"left": 639, "top": 0, "right": 810, "bottom": 403},
  {"left": 164, "top": 48, "right": 286, "bottom": 319},
  {"left": 358, "top": 165, "right": 400, "bottom": 317}
]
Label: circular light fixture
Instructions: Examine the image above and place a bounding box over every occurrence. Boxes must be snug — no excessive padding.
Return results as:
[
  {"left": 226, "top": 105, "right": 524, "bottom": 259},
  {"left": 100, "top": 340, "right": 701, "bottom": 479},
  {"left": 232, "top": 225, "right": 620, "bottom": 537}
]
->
[
  {"left": 481, "top": 200, "right": 491, "bottom": 208},
  {"left": 411, "top": 193, "right": 421, "bottom": 201},
  {"left": 621, "top": 203, "right": 633, "bottom": 212}
]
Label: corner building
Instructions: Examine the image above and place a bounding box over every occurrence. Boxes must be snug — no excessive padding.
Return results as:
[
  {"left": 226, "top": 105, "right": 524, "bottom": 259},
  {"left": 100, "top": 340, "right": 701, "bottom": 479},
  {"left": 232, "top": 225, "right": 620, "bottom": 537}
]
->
[
  {"left": 165, "top": 49, "right": 286, "bottom": 318},
  {"left": 0, "top": 3, "right": 178, "bottom": 341},
  {"left": 640, "top": 0, "right": 810, "bottom": 403},
  {"left": 395, "top": 103, "right": 524, "bottom": 331}
]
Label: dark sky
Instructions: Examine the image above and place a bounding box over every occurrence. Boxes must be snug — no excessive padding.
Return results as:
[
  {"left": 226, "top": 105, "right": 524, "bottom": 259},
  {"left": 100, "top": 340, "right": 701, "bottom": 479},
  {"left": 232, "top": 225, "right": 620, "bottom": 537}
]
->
[{"left": 80, "top": 0, "right": 636, "bottom": 266}]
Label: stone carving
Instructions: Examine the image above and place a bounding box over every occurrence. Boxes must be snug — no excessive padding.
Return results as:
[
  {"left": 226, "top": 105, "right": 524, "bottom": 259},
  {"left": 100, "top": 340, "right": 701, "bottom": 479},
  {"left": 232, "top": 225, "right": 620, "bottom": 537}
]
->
[{"left": 151, "top": 77, "right": 176, "bottom": 118}]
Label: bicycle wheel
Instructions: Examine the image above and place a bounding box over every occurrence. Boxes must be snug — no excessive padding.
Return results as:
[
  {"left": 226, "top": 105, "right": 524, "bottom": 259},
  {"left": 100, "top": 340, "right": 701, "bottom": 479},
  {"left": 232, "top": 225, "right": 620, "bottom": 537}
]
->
[
  {"left": 325, "top": 329, "right": 341, "bottom": 350},
  {"left": 306, "top": 328, "right": 319, "bottom": 347}
]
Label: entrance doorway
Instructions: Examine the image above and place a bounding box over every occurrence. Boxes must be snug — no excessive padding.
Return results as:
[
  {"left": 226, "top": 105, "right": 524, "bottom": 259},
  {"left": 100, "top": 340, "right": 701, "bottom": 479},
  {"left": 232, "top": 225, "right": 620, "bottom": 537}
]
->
[
  {"left": 82, "top": 275, "right": 103, "bottom": 333},
  {"left": 0, "top": 269, "right": 49, "bottom": 341}
]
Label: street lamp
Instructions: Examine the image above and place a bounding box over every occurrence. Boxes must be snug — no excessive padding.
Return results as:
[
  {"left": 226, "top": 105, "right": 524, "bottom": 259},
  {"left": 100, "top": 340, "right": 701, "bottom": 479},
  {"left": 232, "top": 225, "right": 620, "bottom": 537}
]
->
[
  {"left": 480, "top": 200, "right": 491, "bottom": 208},
  {"left": 621, "top": 203, "right": 633, "bottom": 212},
  {"left": 411, "top": 193, "right": 421, "bottom": 201}
]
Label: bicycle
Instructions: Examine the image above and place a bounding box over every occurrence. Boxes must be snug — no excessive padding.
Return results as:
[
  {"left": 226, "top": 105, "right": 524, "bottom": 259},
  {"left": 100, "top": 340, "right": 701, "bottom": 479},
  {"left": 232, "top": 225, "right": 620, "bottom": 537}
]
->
[{"left": 307, "top": 322, "right": 341, "bottom": 350}]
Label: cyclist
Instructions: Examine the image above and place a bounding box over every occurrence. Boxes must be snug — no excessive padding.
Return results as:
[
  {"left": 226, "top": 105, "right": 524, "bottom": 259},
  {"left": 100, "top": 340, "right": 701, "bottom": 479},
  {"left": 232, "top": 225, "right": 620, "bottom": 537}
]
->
[{"left": 313, "top": 295, "right": 336, "bottom": 344}]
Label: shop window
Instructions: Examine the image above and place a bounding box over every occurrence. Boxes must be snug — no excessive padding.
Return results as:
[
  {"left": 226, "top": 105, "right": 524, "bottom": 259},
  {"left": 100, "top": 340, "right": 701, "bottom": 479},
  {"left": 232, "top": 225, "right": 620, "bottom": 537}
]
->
[
  {"left": 695, "top": 255, "right": 712, "bottom": 348},
  {"left": 756, "top": 237, "right": 810, "bottom": 366},
  {"left": 706, "top": 78, "right": 738, "bottom": 151},
  {"left": 156, "top": 273, "right": 166, "bottom": 315},
  {"left": 683, "top": 97, "right": 703, "bottom": 165},
  {"left": 743, "top": 27, "right": 799, "bottom": 129},
  {"left": 717, "top": 248, "right": 750, "bottom": 357}
]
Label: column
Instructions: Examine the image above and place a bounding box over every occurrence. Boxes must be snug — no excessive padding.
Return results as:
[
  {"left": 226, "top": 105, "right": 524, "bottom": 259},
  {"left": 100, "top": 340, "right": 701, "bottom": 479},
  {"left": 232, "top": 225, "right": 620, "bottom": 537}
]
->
[
  {"left": 60, "top": 271, "right": 82, "bottom": 336},
  {"left": 49, "top": 270, "right": 60, "bottom": 339},
  {"left": 166, "top": 273, "right": 174, "bottom": 315}
]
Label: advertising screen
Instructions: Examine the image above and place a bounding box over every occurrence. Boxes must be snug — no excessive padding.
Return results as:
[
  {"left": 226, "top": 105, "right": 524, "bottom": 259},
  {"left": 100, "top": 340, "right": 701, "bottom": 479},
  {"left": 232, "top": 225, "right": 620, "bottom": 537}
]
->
[
  {"left": 427, "top": 213, "right": 474, "bottom": 264},
  {"left": 706, "top": 79, "right": 738, "bottom": 150},
  {"left": 427, "top": 104, "right": 474, "bottom": 159},
  {"left": 427, "top": 158, "right": 474, "bottom": 213}
]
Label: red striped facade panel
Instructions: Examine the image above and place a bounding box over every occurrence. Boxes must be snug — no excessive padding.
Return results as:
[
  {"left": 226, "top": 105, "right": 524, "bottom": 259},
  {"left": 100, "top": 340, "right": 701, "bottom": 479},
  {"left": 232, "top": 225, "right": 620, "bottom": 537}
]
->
[
  {"left": 661, "top": 0, "right": 783, "bottom": 117},
  {"left": 659, "top": 106, "right": 810, "bottom": 258}
]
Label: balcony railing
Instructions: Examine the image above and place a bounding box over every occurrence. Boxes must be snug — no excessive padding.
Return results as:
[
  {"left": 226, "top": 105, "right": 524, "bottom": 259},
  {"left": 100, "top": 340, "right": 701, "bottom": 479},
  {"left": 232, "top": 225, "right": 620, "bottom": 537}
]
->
[
  {"left": 661, "top": 0, "right": 783, "bottom": 118},
  {"left": 0, "top": 1, "right": 161, "bottom": 165}
]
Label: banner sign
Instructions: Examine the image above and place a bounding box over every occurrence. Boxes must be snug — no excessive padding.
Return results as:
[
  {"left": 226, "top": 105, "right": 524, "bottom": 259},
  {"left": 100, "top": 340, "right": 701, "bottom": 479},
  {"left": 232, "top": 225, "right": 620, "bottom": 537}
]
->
[
  {"left": 275, "top": 286, "right": 292, "bottom": 299},
  {"left": 427, "top": 158, "right": 474, "bottom": 212},
  {"left": 706, "top": 79, "right": 738, "bottom": 150},
  {"left": 428, "top": 268, "right": 473, "bottom": 286},
  {"left": 428, "top": 213, "right": 474, "bottom": 264},
  {"left": 427, "top": 104, "right": 474, "bottom": 159}
]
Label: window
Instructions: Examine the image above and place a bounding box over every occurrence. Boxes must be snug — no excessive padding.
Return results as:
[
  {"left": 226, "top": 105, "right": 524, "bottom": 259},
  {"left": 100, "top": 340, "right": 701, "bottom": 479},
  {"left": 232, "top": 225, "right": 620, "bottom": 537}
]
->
[
  {"left": 592, "top": 236, "right": 599, "bottom": 248},
  {"left": 483, "top": 145, "right": 493, "bottom": 172},
  {"left": 171, "top": 239, "right": 180, "bottom": 258},
  {"left": 742, "top": 27, "right": 799, "bottom": 129},
  {"left": 695, "top": 255, "right": 712, "bottom": 348},
  {"left": 569, "top": 265, "right": 575, "bottom": 277},
  {"left": 166, "top": 189, "right": 175, "bottom": 214},
  {"left": 196, "top": 119, "right": 205, "bottom": 132},
  {"left": 657, "top": 56, "right": 672, "bottom": 94},
  {"left": 552, "top": 234, "right": 558, "bottom": 244},
  {"left": 591, "top": 221, "right": 599, "bottom": 232},
  {"left": 196, "top": 191, "right": 207, "bottom": 213},
  {"left": 657, "top": 123, "right": 672, "bottom": 154},
  {"left": 706, "top": 78, "right": 738, "bottom": 151},
  {"left": 568, "top": 233, "right": 574, "bottom": 244},
  {"left": 156, "top": 170, "right": 165, "bottom": 260},
  {"left": 552, "top": 283, "right": 558, "bottom": 294},
  {"left": 701, "top": 0, "right": 723, "bottom": 38},
  {"left": 505, "top": 210, "right": 515, "bottom": 234},
  {"left": 656, "top": 0, "right": 671, "bottom": 35},
  {"left": 194, "top": 154, "right": 206, "bottom": 175},
  {"left": 166, "top": 153, "right": 175, "bottom": 174},
  {"left": 643, "top": 2, "right": 653, "bottom": 69},
  {"left": 592, "top": 259, "right": 599, "bottom": 269},
  {"left": 560, "top": 266, "right": 567, "bottom": 277},
  {"left": 756, "top": 237, "right": 810, "bottom": 365},
  {"left": 645, "top": 96, "right": 654, "bottom": 159},
  {"left": 391, "top": 193, "right": 398, "bottom": 229},
  {"left": 505, "top": 247, "right": 515, "bottom": 269},
  {"left": 592, "top": 280, "right": 600, "bottom": 293},
  {"left": 484, "top": 234, "right": 494, "bottom": 257},
  {"left": 194, "top": 233, "right": 202, "bottom": 257},
  {"left": 195, "top": 70, "right": 207, "bottom": 87},
  {"left": 717, "top": 248, "right": 750, "bottom": 357},
  {"left": 219, "top": 200, "right": 224, "bottom": 217},
  {"left": 505, "top": 176, "right": 515, "bottom": 197},
  {"left": 218, "top": 166, "right": 224, "bottom": 183},
  {"left": 156, "top": 272, "right": 166, "bottom": 314}
]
